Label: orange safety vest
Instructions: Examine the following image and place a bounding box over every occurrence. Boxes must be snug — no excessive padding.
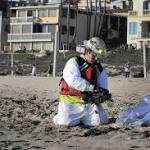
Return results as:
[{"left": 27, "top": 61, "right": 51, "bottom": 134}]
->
[{"left": 59, "top": 56, "right": 103, "bottom": 96}]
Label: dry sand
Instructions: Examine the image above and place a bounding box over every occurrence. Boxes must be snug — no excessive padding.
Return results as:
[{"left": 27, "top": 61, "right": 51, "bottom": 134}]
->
[{"left": 0, "top": 75, "right": 150, "bottom": 150}]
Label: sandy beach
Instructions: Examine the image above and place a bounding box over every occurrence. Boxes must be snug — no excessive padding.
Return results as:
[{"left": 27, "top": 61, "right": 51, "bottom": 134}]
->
[{"left": 0, "top": 75, "right": 150, "bottom": 150}]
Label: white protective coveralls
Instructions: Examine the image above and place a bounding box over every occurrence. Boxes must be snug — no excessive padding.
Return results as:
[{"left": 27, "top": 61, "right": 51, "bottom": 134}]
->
[{"left": 53, "top": 55, "right": 109, "bottom": 127}]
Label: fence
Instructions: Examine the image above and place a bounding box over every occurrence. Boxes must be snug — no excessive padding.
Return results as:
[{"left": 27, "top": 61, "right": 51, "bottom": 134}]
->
[
  {"left": 0, "top": 53, "right": 52, "bottom": 76},
  {"left": 0, "top": 51, "right": 76, "bottom": 76},
  {"left": 105, "top": 46, "right": 150, "bottom": 77},
  {"left": 0, "top": 46, "right": 150, "bottom": 77}
]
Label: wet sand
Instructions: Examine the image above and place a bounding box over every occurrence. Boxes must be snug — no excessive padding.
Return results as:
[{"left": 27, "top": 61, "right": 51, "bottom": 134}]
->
[{"left": 0, "top": 76, "right": 150, "bottom": 150}]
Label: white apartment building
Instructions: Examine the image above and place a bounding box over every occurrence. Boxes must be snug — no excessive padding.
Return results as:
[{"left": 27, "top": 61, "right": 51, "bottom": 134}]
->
[
  {"left": 8, "top": 3, "right": 127, "bottom": 52},
  {"left": 8, "top": 4, "right": 60, "bottom": 53},
  {"left": 127, "top": 0, "right": 150, "bottom": 48}
]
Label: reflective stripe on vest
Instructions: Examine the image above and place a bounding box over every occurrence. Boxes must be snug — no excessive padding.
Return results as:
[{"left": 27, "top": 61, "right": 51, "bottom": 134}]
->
[{"left": 60, "top": 95, "right": 85, "bottom": 104}]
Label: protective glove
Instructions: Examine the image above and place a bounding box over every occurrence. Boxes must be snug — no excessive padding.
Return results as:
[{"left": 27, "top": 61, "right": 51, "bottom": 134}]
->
[
  {"left": 82, "top": 86, "right": 112, "bottom": 104},
  {"left": 88, "top": 84, "right": 95, "bottom": 92},
  {"left": 90, "top": 87, "right": 112, "bottom": 104}
]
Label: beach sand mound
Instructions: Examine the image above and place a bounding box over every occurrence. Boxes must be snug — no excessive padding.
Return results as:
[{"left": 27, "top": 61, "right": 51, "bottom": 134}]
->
[{"left": 0, "top": 76, "right": 150, "bottom": 150}]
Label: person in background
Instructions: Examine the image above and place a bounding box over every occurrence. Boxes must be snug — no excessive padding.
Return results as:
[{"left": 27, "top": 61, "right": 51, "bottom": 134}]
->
[
  {"left": 18, "top": 46, "right": 22, "bottom": 52},
  {"left": 15, "top": 65, "right": 23, "bottom": 75},
  {"left": 23, "top": 46, "right": 26, "bottom": 53},
  {"left": 31, "top": 64, "right": 36, "bottom": 76},
  {"left": 53, "top": 37, "right": 111, "bottom": 127},
  {"left": 47, "top": 62, "right": 53, "bottom": 77},
  {"left": 124, "top": 62, "right": 131, "bottom": 78}
]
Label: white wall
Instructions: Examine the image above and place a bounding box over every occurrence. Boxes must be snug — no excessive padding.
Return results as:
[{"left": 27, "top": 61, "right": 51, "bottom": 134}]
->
[{"left": 133, "top": 0, "right": 145, "bottom": 16}]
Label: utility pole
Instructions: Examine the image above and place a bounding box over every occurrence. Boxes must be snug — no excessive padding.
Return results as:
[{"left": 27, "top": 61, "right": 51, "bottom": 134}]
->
[
  {"left": 66, "top": 0, "right": 70, "bottom": 50},
  {"left": 94, "top": 0, "right": 98, "bottom": 35},
  {"left": 104, "top": 0, "right": 106, "bottom": 13},
  {"left": 10, "top": 40, "right": 13, "bottom": 76},
  {"left": 53, "top": 32, "right": 58, "bottom": 77},
  {"left": 99, "top": 0, "right": 101, "bottom": 12},
  {"left": 99, "top": 0, "right": 106, "bottom": 35},
  {"left": 9, "top": 0, "right": 13, "bottom": 76},
  {"left": 142, "top": 41, "right": 147, "bottom": 78},
  {"left": 86, "top": 0, "right": 89, "bottom": 39}
]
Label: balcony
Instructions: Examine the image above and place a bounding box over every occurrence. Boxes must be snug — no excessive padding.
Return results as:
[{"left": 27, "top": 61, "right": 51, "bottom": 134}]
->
[
  {"left": 10, "top": 17, "right": 59, "bottom": 24},
  {"left": 128, "top": 11, "right": 137, "bottom": 16},
  {"left": 10, "top": 17, "right": 34, "bottom": 23},
  {"left": 143, "top": 10, "right": 150, "bottom": 16},
  {"left": 8, "top": 33, "right": 53, "bottom": 42}
]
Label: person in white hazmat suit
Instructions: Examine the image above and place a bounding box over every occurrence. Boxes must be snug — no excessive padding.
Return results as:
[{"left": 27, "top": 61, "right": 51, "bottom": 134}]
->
[{"left": 53, "top": 37, "right": 109, "bottom": 127}]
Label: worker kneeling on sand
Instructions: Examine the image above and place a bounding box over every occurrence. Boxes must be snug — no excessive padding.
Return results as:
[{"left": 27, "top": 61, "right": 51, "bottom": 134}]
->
[{"left": 53, "top": 37, "right": 111, "bottom": 127}]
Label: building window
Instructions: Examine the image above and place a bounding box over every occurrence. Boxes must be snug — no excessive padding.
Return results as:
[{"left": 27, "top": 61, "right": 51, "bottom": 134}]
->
[
  {"left": 5, "top": 25, "right": 10, "bottom": 33},
  {"left": 61, "top": 25, "right": 75, "bottom": 35},
  {"left": 148, "top": 23, "right": 150, "bottom": 32},
  {"left": 129, "top": 22, "right": 138, "bottom": 35},
  {"left": 62, "top": 8, "right": 75, "bottom": 19},
  {"left": 143, "top": 1, "right": 150, "bottom": 10},
  {"left": 110, "top": 17, "right": 118, "bottom": 30},
  {"left": 61, "top": 25, "right": 67, "bottom": 34},
  {"left": 12, "top": 25, "right": 21, "bottom": 33},
  {"left": 62, "top": 8, "right": 67, "bottom": 18},
  {"left": 48, "top": 9, "right": 57, "bottom": 17},
  {"left": 70, "top": 26, "right": 75, "bottom": 35},
  {"left": 33, "top": 24, "right": 42, "bottom": 33},
  {"left": 42, "top": 26, "right": 47, "bottom": 33},
  {"left": 0, "top": 11, "right": 2, "bottom": 16},
  {"left": 70, "top": 9, "right": 75, "bottom": 19},
  {"left": 38, "top": 9, "right": 47, "bottom": 17},
  {"left": 11, "top": 10, "right": 16, "bottom": 17},
  {"left": 18, "top": 10, "right": 26, "bottom": 17},
  {"left": 48, "top": 25, "right": 56, "bottom": 33},
  {"left": 27, "top": 10, "right": 33, "bottom": 17},
  {"left": 22, "top": 24, "right": 32, "bottom": 33}
]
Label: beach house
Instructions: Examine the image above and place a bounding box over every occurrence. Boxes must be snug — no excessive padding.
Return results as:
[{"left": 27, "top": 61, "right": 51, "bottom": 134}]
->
[
  {"left": 127, "top": 0, "right": 150, "bottom": 49},
  {"left": 7, "top": 1, "right": 127, "bottom": 53}
]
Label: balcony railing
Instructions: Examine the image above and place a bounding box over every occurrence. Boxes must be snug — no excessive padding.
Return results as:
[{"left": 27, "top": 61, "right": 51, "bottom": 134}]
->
[
  {"left": 143, "top": 10, "right": 150, "bottom": 16},
  {"left": 8, "top": 33, "right": 53, "bottom": 42},
  {"left": 128, "top": 11, "right": 137, "bottom": 16},
  {"left": 10, "top": 17, "right": 34, "bottom": 23}
]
